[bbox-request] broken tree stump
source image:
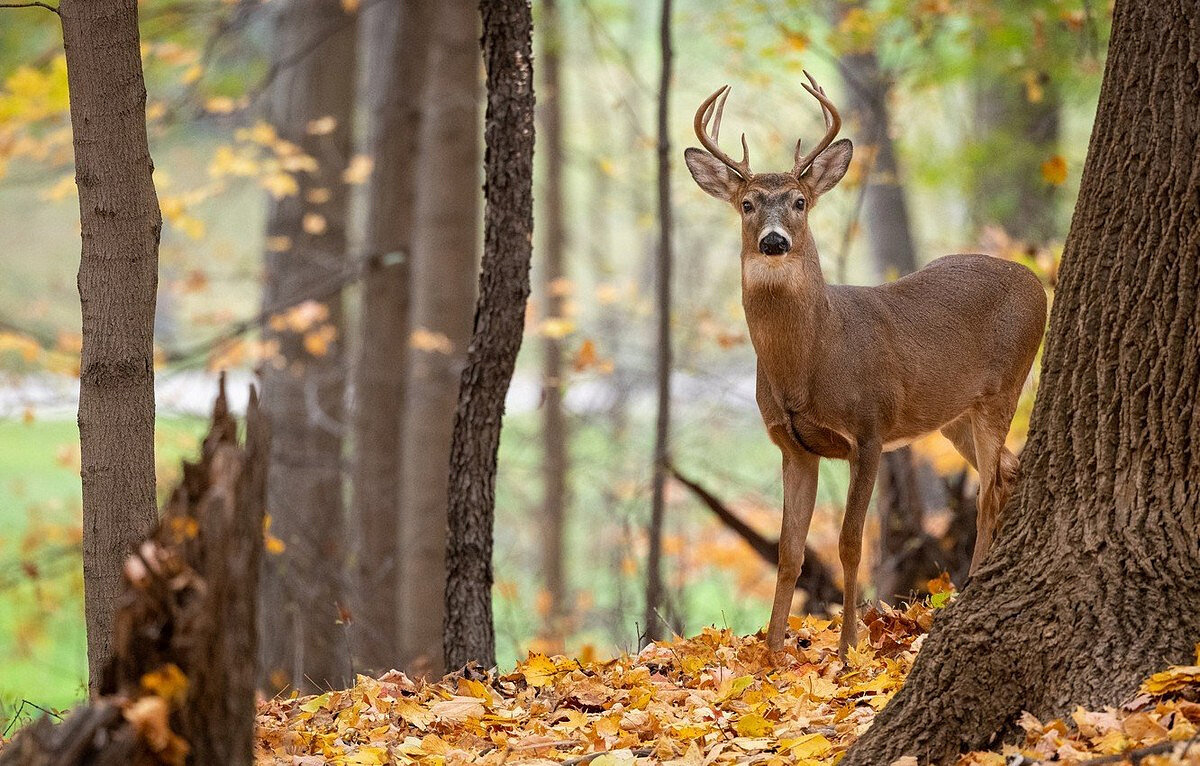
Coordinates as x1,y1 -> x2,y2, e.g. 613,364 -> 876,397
0,377 -> 268,766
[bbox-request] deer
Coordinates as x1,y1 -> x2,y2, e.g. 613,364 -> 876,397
684,73 -> 1047,661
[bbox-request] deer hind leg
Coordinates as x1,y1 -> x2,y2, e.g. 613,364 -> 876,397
939,415 -> 979,470
766,443 -> 819,651
838,438 -> 881,662
967,402 -> 1019,572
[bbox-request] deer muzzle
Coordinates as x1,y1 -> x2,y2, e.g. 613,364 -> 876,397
759,230 -> 791,256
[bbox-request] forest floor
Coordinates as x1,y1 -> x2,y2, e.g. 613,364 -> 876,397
255,595 -> 1200,766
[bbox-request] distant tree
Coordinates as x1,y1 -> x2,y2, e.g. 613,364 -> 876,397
257,0 -> 357,694
58,0 -> 162,688
398,0 -> 481,677
642,0 -> 673,645
843,2 -> 1200,762
537,0 -> 570,633
349,0 -> 434,677
443,0 -> 534,672
972,72 -> 1061,245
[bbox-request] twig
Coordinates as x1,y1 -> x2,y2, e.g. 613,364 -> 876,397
1082,735 -> 1200,764
2,700 -> 62,738
0,2 -> 59,14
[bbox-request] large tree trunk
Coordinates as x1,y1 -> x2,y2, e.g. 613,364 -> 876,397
59,0 -> 162,689
257,0 -> 356,694
642,0 -> 673,645
537,0 -> 570,632
397,0 -> 481,678
348,0 -> 433,678
836,26 -> 949,599
443,0 -> 534,672
843,3 -> 1200,763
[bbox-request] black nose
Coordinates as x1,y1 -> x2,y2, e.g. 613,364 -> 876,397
759,231 -> 790,255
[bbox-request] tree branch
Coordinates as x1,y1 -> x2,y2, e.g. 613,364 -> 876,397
0,2 -> 59,14
667,462 -> 842,615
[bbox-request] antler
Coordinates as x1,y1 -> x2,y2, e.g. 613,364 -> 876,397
694,85 -> 754,181
791,71 -> 842,177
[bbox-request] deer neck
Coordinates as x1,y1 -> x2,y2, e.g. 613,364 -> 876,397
740,234 -> 830,390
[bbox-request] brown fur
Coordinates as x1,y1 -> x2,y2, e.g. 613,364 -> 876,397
686,146 -> 1047,659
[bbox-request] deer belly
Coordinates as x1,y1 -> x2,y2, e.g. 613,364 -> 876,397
787,412 -> 853,459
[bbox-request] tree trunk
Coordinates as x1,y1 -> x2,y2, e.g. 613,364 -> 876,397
397,0 -> 481,678
843,3 -> 1200,763
537,0 -> 569,632
59,0 -> 162,689
443,0 -> 534,672
836,29 -> 950,598
348,0 -> 433,678
257,0 -> 356,694
972,72 -> 1061,245
642,0 -> 673,645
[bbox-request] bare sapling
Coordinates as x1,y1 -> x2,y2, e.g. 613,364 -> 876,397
684,72 -> 1047,659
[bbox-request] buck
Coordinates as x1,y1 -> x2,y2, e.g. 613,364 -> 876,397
684,73 -> 1047,660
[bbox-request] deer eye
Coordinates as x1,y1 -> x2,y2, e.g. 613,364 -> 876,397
794,197 -> 806,210
741,200 -> 753,214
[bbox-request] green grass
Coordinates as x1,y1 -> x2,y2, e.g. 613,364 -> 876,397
0,415 -> 208,720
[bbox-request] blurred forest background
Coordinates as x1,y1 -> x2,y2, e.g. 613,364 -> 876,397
0,0 -> 1109,715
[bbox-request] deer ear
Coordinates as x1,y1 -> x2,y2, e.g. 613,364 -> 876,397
685,148 -> 741,203
804,138 -> 853,196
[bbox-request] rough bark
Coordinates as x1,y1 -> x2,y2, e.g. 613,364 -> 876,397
59,0 -> 162,689
443,0 -> 534,672
843,3 -> 1200,763
397,0 -> 481,678
642,0 -> 673,645
835,27 -> 952,599
1,381 -> 267,766
257,0 -> 356,694
668,465 -> 841,616
538,0 -> 570,631
348,0 -> 433,678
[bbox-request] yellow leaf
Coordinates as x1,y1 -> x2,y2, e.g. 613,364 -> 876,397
299,691 -> 332,713
343,154 -> 374,184
521,654 -> 558,687
141,663 -> 189,706
782,733 -> 832,758
410,327 -> 454,354
1141,665 -> 1200,696
302,212 -> 327,235
204,96 -> 236,114
733,712 -> 774,737
1041,155 -> 1068,186
306,115 -> 338,135
540,318 -> 575,339
181,64 -> 203,84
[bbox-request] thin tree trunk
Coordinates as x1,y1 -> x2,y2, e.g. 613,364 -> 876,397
348,0 -> 433,677
538,0 -> 569,631
257,0 -> 356,694
397,0 -> 481,678
642,0 -> 673,646
443,0 -> 534,673
844,3 -> 1200,762
59,0 -> 162,689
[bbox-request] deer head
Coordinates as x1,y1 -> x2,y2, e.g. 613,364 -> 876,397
684,72 -> 853,258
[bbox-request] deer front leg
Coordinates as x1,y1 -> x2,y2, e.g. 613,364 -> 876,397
838,439 -> 881,661
766,444 -> 820,651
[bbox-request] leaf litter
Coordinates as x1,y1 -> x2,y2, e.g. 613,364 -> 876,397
254,602 -> 1200,766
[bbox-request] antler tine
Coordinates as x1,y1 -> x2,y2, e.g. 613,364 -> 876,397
792,70 -> 842,177
694,85 -> 753,180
